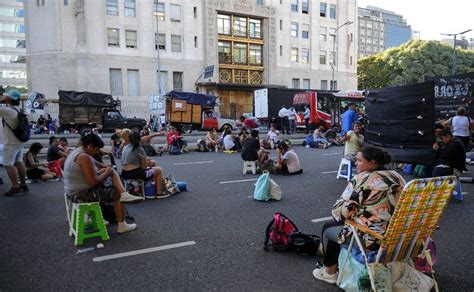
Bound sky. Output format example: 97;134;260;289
357;0;474;41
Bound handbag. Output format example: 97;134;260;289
269;178;282;200
388;261;434;292
162;175;180;196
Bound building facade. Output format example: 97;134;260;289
25;0;357;119
440;37;474;51
0;0;26;88
358;6;411;59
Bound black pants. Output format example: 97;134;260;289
305;118;310;134
280;117;289;134
322;220;345;267
432;166;454;177
455;136;470;152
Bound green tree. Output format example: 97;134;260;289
357;40;474;89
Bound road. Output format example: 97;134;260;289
1;147;473;291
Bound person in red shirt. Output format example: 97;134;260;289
167;127;188;153
239;116;258;130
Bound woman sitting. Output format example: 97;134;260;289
120;128;156;167
313;126;330;149
223;129;240;151
274;141;302;175
167;127;188;154
63;134;141;234
313;146;406;284
267;125;281;149
140;127;165;156
206;128;219;151
25;142;57;181
121;131;166;199
339;121;364;162
47;136;69;177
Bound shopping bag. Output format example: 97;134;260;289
253;172;271;201
269;178;282;200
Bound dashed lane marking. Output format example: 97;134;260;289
311;216;333;223
321;170;338;174
173;161;214;166
219;178;258;184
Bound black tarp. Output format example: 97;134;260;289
364;81;435;166
58;90;119;107
425;72;474;120
166;91;216;107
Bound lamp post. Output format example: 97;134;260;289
155;12;162;95
441;29;472;76
330;21;353;90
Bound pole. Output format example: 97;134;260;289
452;34;457;76
156;15;161;94
331;21;353;91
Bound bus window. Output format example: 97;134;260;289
317;95;331;113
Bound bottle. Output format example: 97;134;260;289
76;247;95;254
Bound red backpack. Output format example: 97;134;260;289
264;212;299;252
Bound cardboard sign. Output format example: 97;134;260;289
172;100;187;112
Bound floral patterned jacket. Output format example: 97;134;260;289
332;169;406;249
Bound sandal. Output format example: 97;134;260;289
4;187;21;197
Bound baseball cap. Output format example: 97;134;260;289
6;89;21;100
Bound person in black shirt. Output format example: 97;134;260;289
47;136;69;177
241;130;261;162
432;129;467;177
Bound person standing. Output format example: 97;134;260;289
341;103;358;135
442;107;473;152
303;106;310;134
278;106;289;135
0;90;29;196
288;107;297;134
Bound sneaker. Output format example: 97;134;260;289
145;194;157;200
312;267;337;284
4;187;21;197
156;193;171;199
120;192;143;203
20;184;29;192
117;222;137;234
305;145;310;148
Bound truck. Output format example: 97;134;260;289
165;91;236;133
58;90;146;133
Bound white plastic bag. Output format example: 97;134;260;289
269;178;282;200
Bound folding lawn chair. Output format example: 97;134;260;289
342;175;457;291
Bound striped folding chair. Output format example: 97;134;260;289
344;176;457;291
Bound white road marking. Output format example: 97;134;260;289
321;170;338;174
220;178;258;184
321;153;342;156
311;216;333;223
173;161;214;166
92;241;196;262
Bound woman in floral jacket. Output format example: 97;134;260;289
313;146;406;285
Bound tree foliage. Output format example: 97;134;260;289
357;40;474;89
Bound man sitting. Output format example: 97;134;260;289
167;127;188;154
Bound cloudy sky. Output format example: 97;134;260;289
357;0;473;41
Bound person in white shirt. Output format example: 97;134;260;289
442;107;473;151
0;90;28;196
267;125;281;148
278;106;289;135
288;107;297;134
275;141;303;175
223;129;239;151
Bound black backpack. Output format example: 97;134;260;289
288;232;321;255
2;107;31;142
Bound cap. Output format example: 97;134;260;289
6;89;21;100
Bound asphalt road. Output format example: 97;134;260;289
1;148;473;291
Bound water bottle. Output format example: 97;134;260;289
76;247;95;254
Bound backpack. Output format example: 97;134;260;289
253;172;271;201
288;232;321;255
2;107;31;142
264;212;299;252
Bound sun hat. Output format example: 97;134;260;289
6;89;21;100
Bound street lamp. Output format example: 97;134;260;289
441;29;472;76
330;21;353;90
154;10;162;95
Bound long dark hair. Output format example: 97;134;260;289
129;130;142;150
360;146;391;167
81;133;105;148
28;142;43;155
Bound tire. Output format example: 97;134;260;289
130;126;142;132
220;124;232;132
181;125;193;134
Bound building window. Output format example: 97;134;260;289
171;34;181;52
193;7;197;18
303;79;310;89
302;24;309;39
155;33;165;50
329;28;336;40
292;78;300;89
320;2;326;17
320;80;328;90
173;72;183;91
218;41;231;63
107;28;120;47
279;20;283;30
218;14;231;35
124;0;135;17
157;71;168;94
291;22;298;37
319;50;327;64
256;0;264;4
233;16;247;37
320;27;327;42
233;43;247;64
330;80;337;90
279;45;283;56
329;4;336;19
249;44;262;65
301;48;309;64
329;51;334;65
127;69;140;96
249;18;261;38
290;47;298;62
154;1;165;20
170;4;181;22
109;69;123;95
125;30;137;48
302;0;309;14
350;56;353;65
194;36;198;48
106;0;118;16
291;0;298;12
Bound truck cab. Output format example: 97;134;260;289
103;109;146;132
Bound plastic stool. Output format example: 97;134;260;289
71;202;110;246
243;161;257;174
336;158;353;181
125;179;145;199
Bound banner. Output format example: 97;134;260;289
148;95;166;115
24;91;46;114
364;81;435;166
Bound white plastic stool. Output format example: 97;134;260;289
243;161;257;174
336;158;353;181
